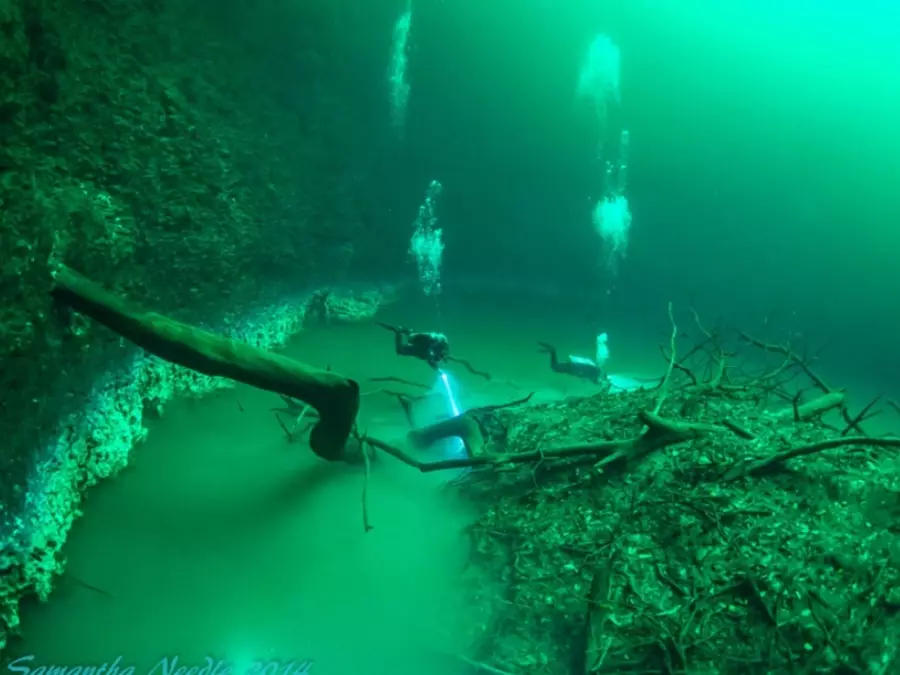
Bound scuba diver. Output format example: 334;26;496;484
378;322;450;369
377;322;492;379
537;337;607;385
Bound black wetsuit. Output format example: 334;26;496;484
538;342;603;384
395;330;450;369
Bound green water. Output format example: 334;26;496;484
8;300;628;674
8;293;895;674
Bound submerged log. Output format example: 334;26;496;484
51;264;359;461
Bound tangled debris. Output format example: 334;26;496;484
427;316;900;675
264;309;900;673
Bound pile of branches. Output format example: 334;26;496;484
264;308;900;673
444;314;900;675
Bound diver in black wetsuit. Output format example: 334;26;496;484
377;322;494;380
380;323;450;369
537;341;604;385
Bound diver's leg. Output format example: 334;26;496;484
547;346;560;371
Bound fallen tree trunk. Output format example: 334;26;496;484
51;264;359;461
366;411;725;474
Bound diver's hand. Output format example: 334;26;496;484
377;321;411;336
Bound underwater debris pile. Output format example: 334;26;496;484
452;326;900;675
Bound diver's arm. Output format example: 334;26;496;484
394;330;408;356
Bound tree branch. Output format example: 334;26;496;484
654;302;677;414
51;264;359;461
366;412;725;474
739;332;831;394
723;436;900;481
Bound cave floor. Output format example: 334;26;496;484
7;294;892;675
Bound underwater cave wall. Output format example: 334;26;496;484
0;0;397;648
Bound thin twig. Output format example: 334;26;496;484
840;394;882;436
368;376;431;390
446;355;492;380
689;307;714;339
362;439;373;533
723;435;900;480
291;405;310;434
273;412;293;441
740;333;831;394
721;419;756;440
468;392;535;415
654;302;677;415
791;390;804;422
